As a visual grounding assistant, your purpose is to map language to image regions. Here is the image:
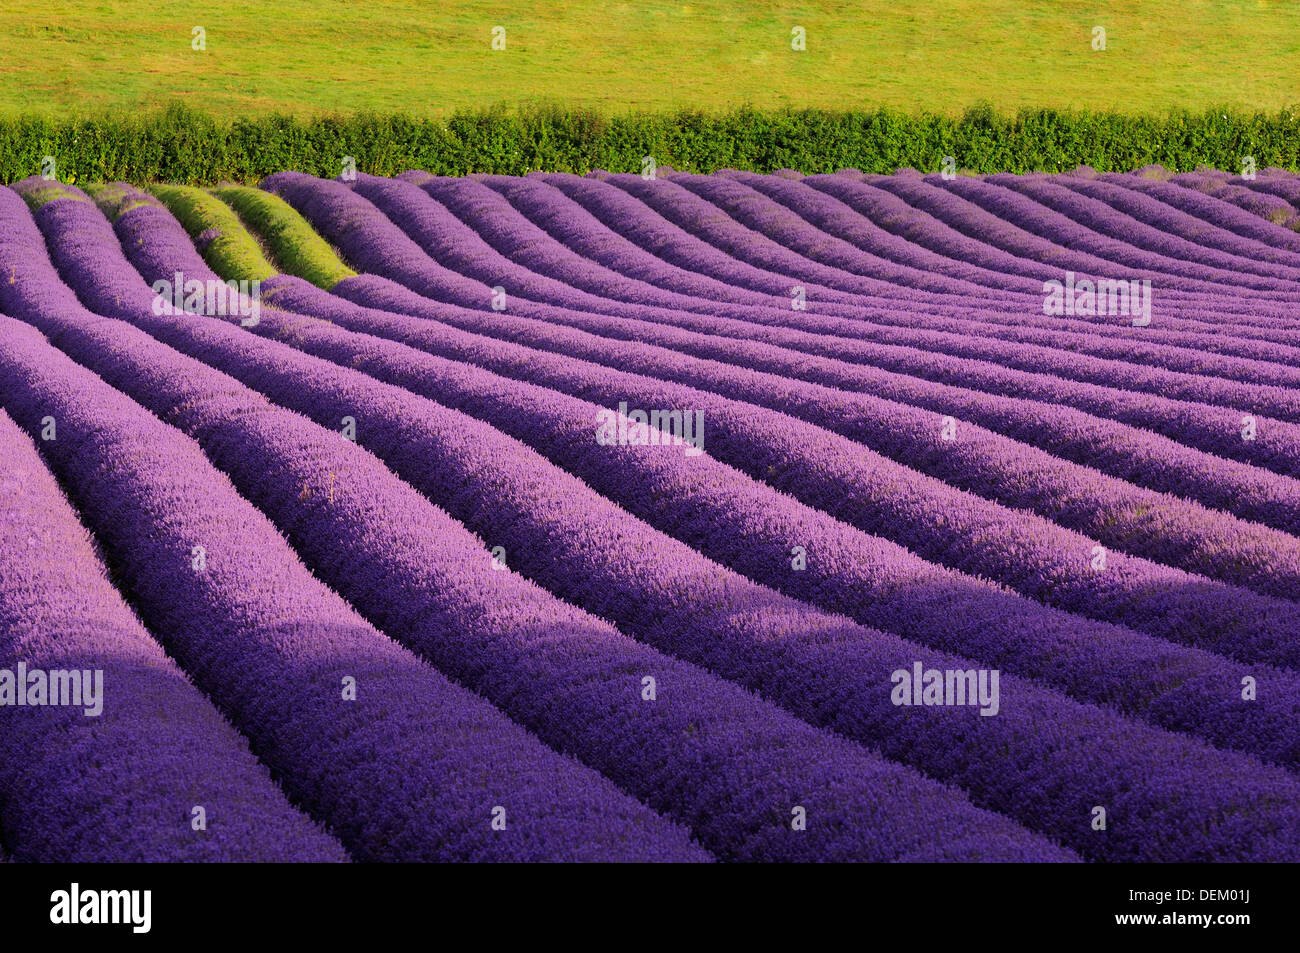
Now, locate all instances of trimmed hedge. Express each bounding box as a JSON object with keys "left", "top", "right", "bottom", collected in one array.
[{"left": 2, "top": 102, "right": 1298, "bottom": 184}]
